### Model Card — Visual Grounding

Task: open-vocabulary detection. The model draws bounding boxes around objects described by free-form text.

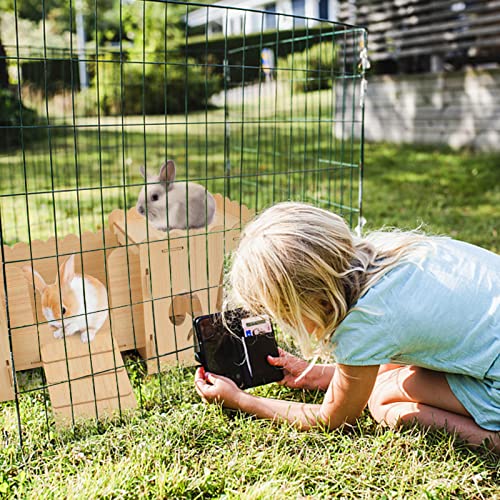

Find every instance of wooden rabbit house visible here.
[107,194,252,373]
[0,194,252,425]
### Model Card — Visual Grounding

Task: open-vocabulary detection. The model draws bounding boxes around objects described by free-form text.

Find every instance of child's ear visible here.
[159,160,176,184]
[23,266,47,294]
[59,255,75,285]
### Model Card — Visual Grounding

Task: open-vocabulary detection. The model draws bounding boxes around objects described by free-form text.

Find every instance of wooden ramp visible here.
[40,323,137,426]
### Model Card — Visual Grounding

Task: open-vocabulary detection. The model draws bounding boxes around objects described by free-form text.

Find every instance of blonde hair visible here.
[225,202,435,360]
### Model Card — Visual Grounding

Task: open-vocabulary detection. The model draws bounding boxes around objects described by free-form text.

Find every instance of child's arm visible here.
[195,364,379,430]
[266,348,335,390]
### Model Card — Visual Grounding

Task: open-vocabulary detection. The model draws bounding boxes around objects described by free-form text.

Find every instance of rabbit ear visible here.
[22,266,47,294]
[59,255,75,285]
[140,165,156,182]
[159,160,176,184]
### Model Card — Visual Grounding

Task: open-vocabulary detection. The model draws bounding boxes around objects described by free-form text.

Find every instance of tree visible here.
[0,36,8,89]
[96,1,223,115]
[0,4,40,146]
[0,0,223,115]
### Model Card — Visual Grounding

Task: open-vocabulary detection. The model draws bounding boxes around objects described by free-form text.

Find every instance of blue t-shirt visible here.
[330,238,500,381]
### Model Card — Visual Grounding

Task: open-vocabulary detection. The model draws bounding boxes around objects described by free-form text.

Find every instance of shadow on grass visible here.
[363,142,500,252]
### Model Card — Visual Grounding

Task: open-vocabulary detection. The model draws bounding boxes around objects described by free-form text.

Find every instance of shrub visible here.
[0,88,40,148]
[95,51,223,116]
[280,41,337,93]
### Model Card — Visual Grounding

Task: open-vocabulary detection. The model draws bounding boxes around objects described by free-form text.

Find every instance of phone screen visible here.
[195,314,246,385]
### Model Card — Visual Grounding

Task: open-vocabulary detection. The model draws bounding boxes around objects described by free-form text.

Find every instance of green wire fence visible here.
[0,0,367,445]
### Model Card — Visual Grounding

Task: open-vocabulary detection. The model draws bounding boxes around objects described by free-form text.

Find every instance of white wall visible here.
[196,0,336,36]
[335,69,500,151]
[305,0,318,19]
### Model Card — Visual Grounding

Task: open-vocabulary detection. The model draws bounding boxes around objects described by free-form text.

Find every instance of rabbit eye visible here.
[151,193,159,202]
[138,206,145,214]
[62,307,67,315]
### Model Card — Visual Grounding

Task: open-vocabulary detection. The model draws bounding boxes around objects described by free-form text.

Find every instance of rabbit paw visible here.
[80,330,96,343]
[53,328,64,339]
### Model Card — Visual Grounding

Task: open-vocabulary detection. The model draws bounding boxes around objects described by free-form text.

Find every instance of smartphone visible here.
[193,308,283,389]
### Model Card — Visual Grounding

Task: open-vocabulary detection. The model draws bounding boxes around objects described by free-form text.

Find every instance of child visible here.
[194,202,499,451]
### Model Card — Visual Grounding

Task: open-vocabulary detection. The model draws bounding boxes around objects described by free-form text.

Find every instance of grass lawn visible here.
[1,365,499,498]
[363,141,499,253]
[0,103,499,497]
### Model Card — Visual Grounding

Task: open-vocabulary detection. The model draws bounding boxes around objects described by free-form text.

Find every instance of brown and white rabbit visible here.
[136,160,216,231]
[22,255,108,343]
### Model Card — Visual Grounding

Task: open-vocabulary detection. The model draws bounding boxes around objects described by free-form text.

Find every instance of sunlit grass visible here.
[0,106,362,244]
[363,141,500,252]
[1,365,499,498]
[0,102,499,497]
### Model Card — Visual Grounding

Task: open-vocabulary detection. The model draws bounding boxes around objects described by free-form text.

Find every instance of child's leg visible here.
[368,365,500,452]
[377,363,402,375]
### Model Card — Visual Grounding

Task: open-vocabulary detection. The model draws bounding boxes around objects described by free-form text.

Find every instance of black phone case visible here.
[193,310,283,389]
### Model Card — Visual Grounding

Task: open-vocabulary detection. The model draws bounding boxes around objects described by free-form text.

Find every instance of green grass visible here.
[0,101,499,497]
[363,142,500,253]
[1,366,499,498]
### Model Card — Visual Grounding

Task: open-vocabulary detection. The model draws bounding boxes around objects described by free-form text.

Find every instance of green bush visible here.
[280,41,337,93]
[96,52,222,116]
[0,88,40,148]
[186,25,327,86]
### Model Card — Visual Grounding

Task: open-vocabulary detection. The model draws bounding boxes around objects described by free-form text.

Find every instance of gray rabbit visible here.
[136,160,215,231]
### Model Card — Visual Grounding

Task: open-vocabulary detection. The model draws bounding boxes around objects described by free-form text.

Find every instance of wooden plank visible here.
[107,246,146,351]
[336,0,500,63]
[366,10,500,39]
[108,208,158,247]
[30,196,252,375]
[368,24,500,51]
[339,0,469,23]
[1,196,253,400]
[7,265,41,370]
[340,0,500,29]
[140,236,196,372]
[41,325,136,426]
[0,283,14,401]
[369,36,500,61]
[134,196,253,373]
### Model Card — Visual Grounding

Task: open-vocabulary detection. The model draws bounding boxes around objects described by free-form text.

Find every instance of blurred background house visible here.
[2,0,499,151]
[187,0,341,35]
[188,0,500,151]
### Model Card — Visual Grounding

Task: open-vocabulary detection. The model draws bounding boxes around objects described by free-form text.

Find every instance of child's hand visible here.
[194,366,243,410]
[267,348,312,389]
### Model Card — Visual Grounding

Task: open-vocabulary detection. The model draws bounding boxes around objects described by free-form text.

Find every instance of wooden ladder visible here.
[39,323,136,426]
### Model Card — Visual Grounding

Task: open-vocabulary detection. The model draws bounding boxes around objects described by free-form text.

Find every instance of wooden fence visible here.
[337,0,500,72]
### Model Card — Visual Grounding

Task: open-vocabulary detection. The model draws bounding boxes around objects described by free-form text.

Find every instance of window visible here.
[319,0,329,20]
[291,0,306,26]
[264,3,277,31]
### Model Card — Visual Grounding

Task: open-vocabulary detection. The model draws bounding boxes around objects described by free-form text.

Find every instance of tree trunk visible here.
[0,37,9,89]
